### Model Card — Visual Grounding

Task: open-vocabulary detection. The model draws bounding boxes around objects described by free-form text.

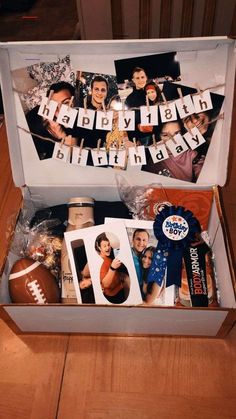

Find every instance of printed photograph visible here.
[73,70,119,150]
[75,70,118,109]
[12,55,77,160]
[114,51,181,105]
[141,82,225,183]
[114,52,181,147]
[105,218,175,306]
[64,221,142,305]
[12,59,121,159]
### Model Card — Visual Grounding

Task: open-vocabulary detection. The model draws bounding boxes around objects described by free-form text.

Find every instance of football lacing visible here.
[27,279,47,303]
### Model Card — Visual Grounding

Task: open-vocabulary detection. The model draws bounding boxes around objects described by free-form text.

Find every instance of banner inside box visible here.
[13,51,225,184]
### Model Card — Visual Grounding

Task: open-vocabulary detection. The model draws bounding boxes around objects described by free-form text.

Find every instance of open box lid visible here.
[0,37,235,193]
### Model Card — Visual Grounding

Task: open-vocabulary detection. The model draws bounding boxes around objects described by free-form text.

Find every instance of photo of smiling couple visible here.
[104,219,176,306]
[129,226,176,306]
[65,219,175,306]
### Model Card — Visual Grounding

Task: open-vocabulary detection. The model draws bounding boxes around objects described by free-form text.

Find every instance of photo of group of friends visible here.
[20,50,224,183]
[65,219,175,306]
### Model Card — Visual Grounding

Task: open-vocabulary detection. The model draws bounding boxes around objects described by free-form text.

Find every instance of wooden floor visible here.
[0,0,78,42]
[0,1,236,418]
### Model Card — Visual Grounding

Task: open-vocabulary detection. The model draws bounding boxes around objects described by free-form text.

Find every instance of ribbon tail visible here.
[147,247,167,286]
[166,249,183,287]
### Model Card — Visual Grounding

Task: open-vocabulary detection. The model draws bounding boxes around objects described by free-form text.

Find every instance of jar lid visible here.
[68,197,94,207]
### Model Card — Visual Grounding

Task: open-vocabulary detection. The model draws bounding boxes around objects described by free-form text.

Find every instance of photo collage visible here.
[14,51,224,183]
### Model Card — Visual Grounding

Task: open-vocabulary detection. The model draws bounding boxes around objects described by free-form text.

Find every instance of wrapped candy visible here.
[25,220,63,281]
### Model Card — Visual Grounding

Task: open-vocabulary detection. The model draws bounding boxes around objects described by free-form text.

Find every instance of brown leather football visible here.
[9,258,61,303]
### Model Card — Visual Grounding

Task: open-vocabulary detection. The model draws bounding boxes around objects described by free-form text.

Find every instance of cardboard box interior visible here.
[0,37,236,336]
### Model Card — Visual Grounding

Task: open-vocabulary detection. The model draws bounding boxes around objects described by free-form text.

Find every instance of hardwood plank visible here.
[139,0,151,38]
[111,0,123,39]
[58,333,236,418]
[149,0,162,38]
[59,393,235,418]
[159,0,172,38]
[122,0,140,39]
[201,0,217,36]
[191,0,206,37]
[181,0,194,37]
[213,0,236,36]
[76,0,113,40]
[230,1,236,36]
[0,318,69,419]
[171,0,184,38]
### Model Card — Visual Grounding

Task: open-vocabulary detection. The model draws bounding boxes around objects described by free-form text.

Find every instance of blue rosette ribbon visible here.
[147,205,201,288]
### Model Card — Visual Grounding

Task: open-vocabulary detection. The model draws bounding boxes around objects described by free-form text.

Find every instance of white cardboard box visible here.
[0,37,235,337]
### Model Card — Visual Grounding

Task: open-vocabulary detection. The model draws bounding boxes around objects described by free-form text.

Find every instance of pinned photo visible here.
[114,51,181,105]
[26,81,78,160]
[141,83,225,183]
[11,55,77,160]
[114,52,180,147]
[73,71,119,149]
